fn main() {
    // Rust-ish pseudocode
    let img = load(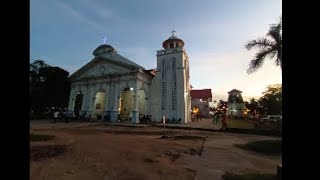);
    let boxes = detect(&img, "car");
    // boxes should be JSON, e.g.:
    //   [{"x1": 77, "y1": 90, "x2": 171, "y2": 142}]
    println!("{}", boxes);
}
[{"x1": 260, "y1": 115, "x2": 282, "y2": 123}]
